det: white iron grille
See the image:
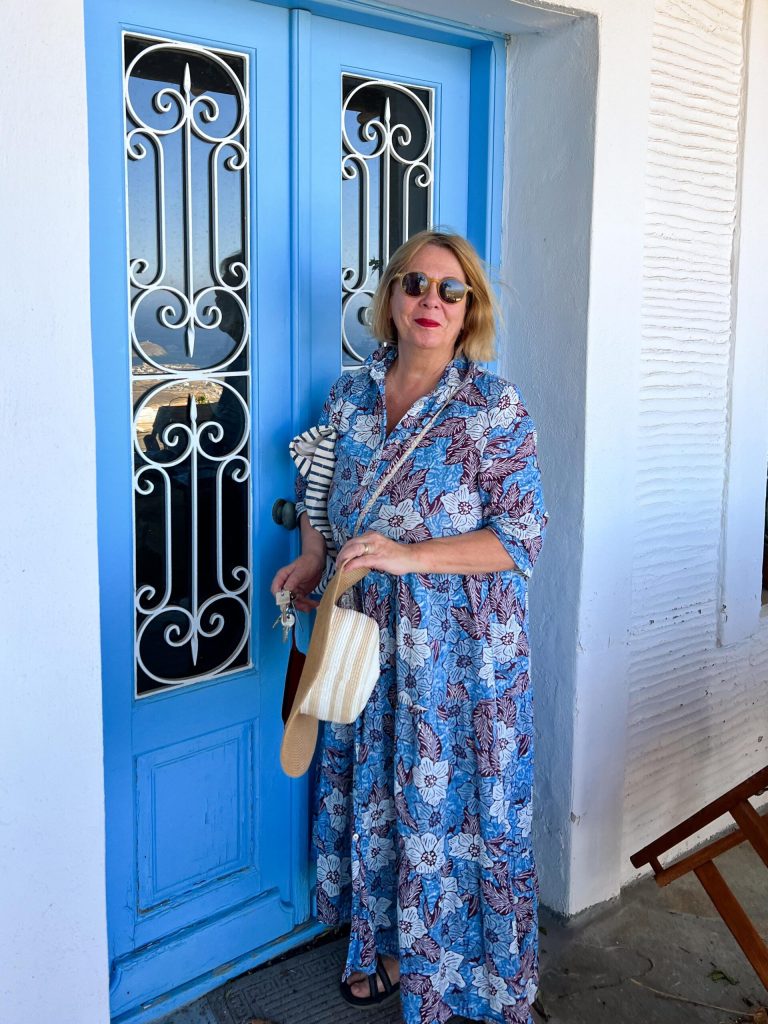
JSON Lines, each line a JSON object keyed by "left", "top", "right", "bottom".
{"left": 123, "top": 33, "right": 252, "bottom": 695}
{"left": 341, "top": 75, "right": 434, "bottom": 370}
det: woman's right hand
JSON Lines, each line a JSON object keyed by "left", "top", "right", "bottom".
{"left": 270, "top": 552, "right": 326, "bottom": 612}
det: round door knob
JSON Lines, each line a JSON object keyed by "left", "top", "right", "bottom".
{"left": 272, "top": 498, "right": 297, "bottom": 530}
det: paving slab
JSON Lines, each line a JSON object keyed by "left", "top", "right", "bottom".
{"left": 157, "top": 841, "right": 767, "bottom": 1024}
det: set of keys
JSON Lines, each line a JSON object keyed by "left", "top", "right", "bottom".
{"left": 273, "top": 588, "right": 296, "bottom": 643}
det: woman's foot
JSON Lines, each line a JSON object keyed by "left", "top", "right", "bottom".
{"left": 341, "top": 955, "right": 400, "bottom": 1005}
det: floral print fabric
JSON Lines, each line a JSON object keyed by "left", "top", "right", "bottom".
{"left": 296, "top": 346, "right": 548, "bottom": 1024}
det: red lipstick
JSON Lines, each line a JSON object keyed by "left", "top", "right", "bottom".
{"left": 415, "top": 318, "right": 440, "bottom": 328}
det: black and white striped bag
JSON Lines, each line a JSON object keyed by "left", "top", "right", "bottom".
{"left": 289, "top": 425, "right": 339, "bottom": 594}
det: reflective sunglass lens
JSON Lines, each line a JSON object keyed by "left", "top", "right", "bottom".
{"left": 439, "top": 278, "right": 468, "bottom": 303}
{"left": 401, "top": 272, "right": 428, "bottom": 296}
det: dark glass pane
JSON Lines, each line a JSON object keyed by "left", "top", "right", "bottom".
{"left": 125, "top": 37, "right": 248, "bottom": 375}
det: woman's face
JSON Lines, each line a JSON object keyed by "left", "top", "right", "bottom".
{"left": 388, "top": 243, "right": 468, "bottom": 360}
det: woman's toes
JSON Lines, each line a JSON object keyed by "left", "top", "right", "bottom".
{"left": 350, "top": 977, "right": 372, "bottom": 998}
{"left": 343, "top": 958, "right": 400, "bottom": 999}
{"left": 344, "top": 970, "right": 367, "bottom": 997}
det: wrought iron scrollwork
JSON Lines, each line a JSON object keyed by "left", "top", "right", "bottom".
{"left": 124, "top": 35, "right": 251, "bottom": 693}
{"left": 341, "top": 76, "right": 434, "bottom": 369}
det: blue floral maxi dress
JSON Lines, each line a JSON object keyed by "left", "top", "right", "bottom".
{"left": 295, "top": 347, "right": 548, "bottom": 1024}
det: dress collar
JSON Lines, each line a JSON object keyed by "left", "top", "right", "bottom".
{"left": 366, "top": 345, "right": 473, "bottom": 412}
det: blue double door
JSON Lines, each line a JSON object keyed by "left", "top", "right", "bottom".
{"left": 87, "top": 0, "right": 488, "bottom": 1017}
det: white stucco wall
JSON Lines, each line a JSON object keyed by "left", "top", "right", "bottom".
{"left": 621, "top": 0, "right": 768, "bottom": 879}
{"left": 0, "top": 2, "right": 110, "bottom": 1022}
{"left": 496, "top": 0, "right": 656, "bottom": 914}
{"left": 500, "top": 13, "right": 597, "bottom": 912}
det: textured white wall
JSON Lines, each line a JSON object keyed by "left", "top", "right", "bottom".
{"left": 555, "top": 0, "right": 657, "bottom": 914}
{"left": 494, "top": 0, "right": 658, "bottom": 914}
{"left": 718, "top": 0, "right": 768, "bottom": 652}
{"left": 621, "top": 0, "right": 768, "bottom": 876}
{"left": 0, "top": 1, "right": 110, "bottom": 1021}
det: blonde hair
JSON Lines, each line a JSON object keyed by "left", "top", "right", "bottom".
{"left": 369, "top": 230, "right": 497, "bottom": 362}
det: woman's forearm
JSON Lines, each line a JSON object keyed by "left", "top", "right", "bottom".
{"left": 410, "top": 528, "right": 517, "bottom": 575}
{"left": 299, "top": 511, "right": 328, "bottom": 562}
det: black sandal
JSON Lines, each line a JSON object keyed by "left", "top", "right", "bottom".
{"left": 339, "top": 959, "right": 400, "bottom": 1008}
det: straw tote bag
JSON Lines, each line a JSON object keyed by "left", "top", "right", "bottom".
{"left": 280, "top": 565, "right": 378, "bottom": 778}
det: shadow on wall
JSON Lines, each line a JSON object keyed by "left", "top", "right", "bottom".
{"left": 499, "top": 13, "right": 598, "bottom": 916}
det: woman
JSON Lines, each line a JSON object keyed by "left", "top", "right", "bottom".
{"left": 272, "top": 231, "right": 547, "bottom": 1024}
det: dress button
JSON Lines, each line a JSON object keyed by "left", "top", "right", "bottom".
{"left": 352, "top": 833, "right": 360, "bottom": 841}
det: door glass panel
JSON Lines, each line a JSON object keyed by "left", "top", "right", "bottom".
{"left": 341, "top": 75, "right": 434, "bottom": 369}
{"left": 124, "top": 34, "right": 251, "bottom": 695}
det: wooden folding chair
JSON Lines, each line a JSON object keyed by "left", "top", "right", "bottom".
{"left": 630, "top": 765, "right": 768, "bottom": 989}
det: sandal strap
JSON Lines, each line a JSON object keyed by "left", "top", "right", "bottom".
{"left": 376, "top": 959, "right": 395, "bottom": 995}
{"left": 368, "top": 973, "right": 379, "bottom": 1000}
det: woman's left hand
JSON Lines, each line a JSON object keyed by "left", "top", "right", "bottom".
{"left": 336, "top": 531, "right": 419, "bottom": 576}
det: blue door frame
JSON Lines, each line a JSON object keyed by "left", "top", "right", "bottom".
{"left": 85, "top": 1, "right": 505, "bottom": 1020}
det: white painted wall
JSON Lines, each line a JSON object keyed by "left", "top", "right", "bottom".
{"left": 718, "top": 0, "right": 768, "bottom": 651}
{"left": 562, "top": 0, "right": 656, "bottom": 912}
{"left": 0, "top": 1, "right": 110, "bottom": 1022}
{"left": 495, "top": 0, "right": 657, "bottom": 914}
{"left": 507, "top": 0, "right": 768, "bottom": 913}
{"left": 621, "top": 0, "right": 768, "bottom": 879}
{"left": 500, "top": 13, "right": 597, "bottom": 914}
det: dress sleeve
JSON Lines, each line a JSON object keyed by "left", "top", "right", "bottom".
{"left": 479, "top": 384, "right": 548, "bottom": 579}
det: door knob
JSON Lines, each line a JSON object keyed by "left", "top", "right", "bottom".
{"left": 272, "top": 498, "right": 297, "bottom": 530}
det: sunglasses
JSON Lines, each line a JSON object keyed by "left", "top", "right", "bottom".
{"left": 395, "top": 271, "right": 472, "bottom": 304}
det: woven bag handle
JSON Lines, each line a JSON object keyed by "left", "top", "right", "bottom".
{"left": 324, "top": 564, "right": 369, "bottom": 608}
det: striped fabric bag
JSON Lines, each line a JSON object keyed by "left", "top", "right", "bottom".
{"left": 289, "top": 424, "right": 339, "bottom": 594}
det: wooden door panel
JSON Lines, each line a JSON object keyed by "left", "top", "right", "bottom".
{"left": 135, "top": 724, "right": 255, "bottom": 913}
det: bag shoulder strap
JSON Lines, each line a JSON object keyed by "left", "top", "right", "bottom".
{"left": 353, "top": 383, "right": 463, "bottom": 536}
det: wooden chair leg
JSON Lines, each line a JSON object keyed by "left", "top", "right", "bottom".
{"left": 694, "top": 860, "right": 768, "bottom": 990}
{"left": 630, "top": 767, "right": 768, "bottom": 991}
{"left": 731, "top": 800, "right": 768, "bottom": 871}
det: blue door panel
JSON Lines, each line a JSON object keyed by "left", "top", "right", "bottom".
{"left": 87, "top": 0, "right": 297, "bottom": 1009}
{"left": 136, "top": 725, "right": 255, "bottom": 911}
{"left": 111, "top": 893, "right": 294, "bottom": 1018}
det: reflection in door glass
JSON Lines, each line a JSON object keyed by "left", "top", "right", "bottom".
{"left": 124, "top": 34, "right": 251, "bottom": 694}
{"left": 341, "top": 75, "right": 434, "bottom": 369}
